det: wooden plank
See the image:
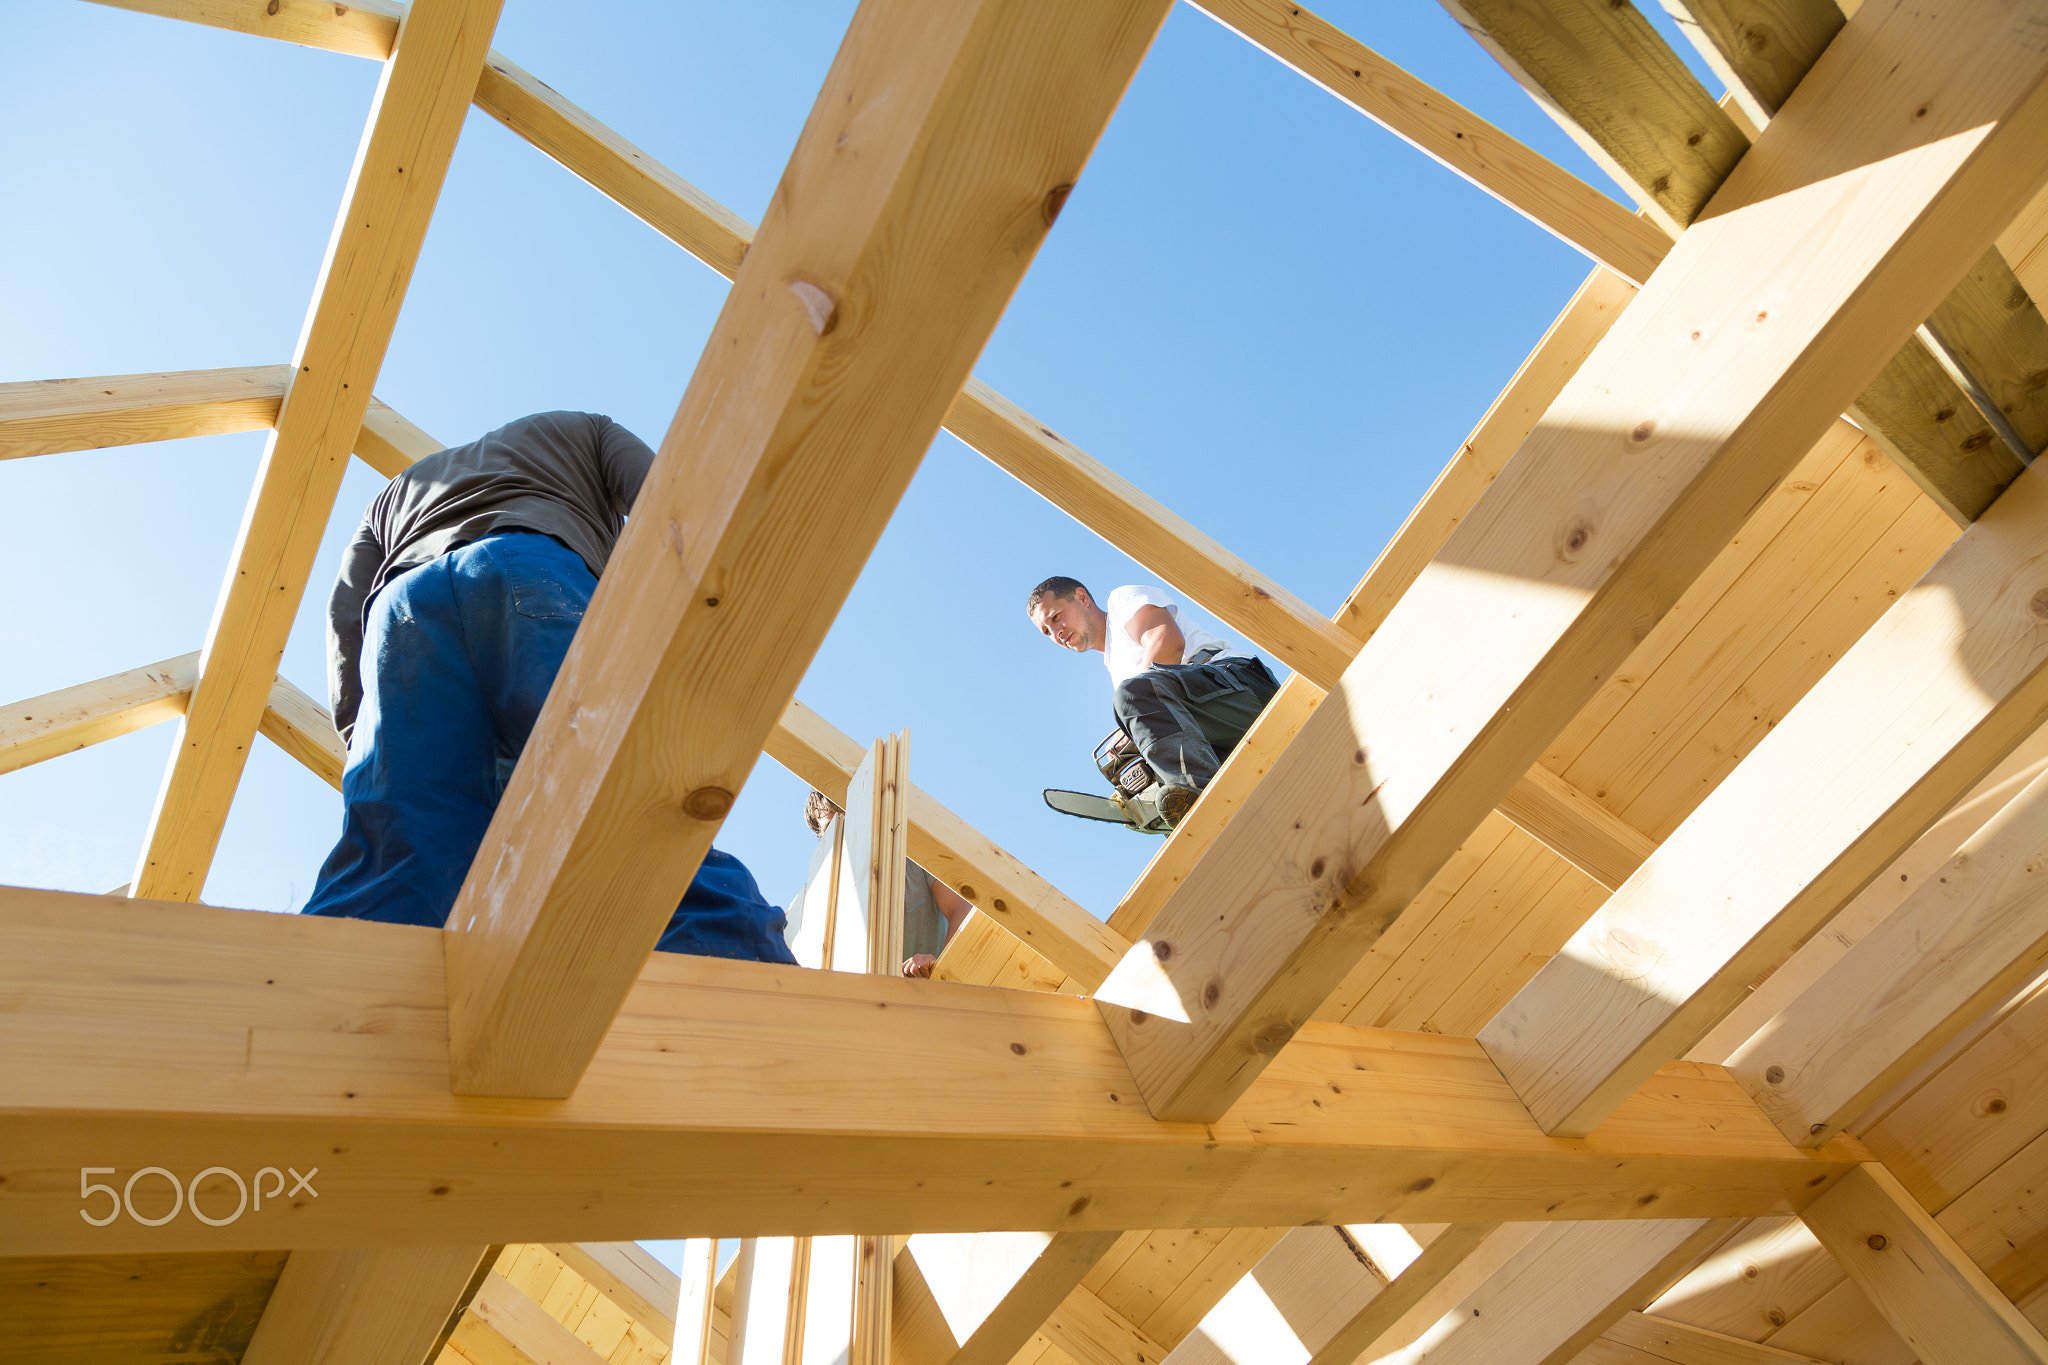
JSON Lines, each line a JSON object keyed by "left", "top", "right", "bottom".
{"left": 766, "top": 698, "right": 1125, "bottom": 990}
{"left": 1096, "top": 0, "right": 2048, "bottom": 1125}
{"left": 455, "top": 1270, "right": 612, "bottom": 1365}
{"left": 0, "top": 652, "right": 197, "bottom": 776}
{"left": 1659, "top": 0, "right": 1844, "bottom": 124}
{"left": 905, "top": 1232, "right": 1123, "bottom": 1365}
{"left": 547, "top": 1243, "right": 681, "bottom": 1346}
{"left": 0, "top": 886, "right": 1868, "bottom": 1256}
{"left": 1847, "top": 332, "right": 2031, "bottom": 525}
{"left": 677, "top": 1240, "right": 719, "bottom": 1365}
{"left": 1304, "top": 1222, "right": 1500, "bottom": 1365}
{"left": 1040, "top": 1284, "right": 1169, "bottom": 1365}
{"left": 1435, "top": 0, "right": 1746, "bottom": 234}
{"left": 1728, "top": 764, "right": 2048, "bottom": 1147}
{"left": 356, "top": 396, "right": 444, "bottom": 477}
{"left": 0, "top": 1249, "right": 288, "bottom": 1365}
{"left": 442, "top": 0, "right": 1174, "bottom": 1097}
{"left": 1800, "top": 1162, "right": 2048, "bottom": 1365}
{"left": 0, "top": 365, "right": 288, "bottom": 460}
{"left": 240, "top": 1245, "right": 494, "bottom": 1365}
{"left": 1483, "top": 459, "right": 2048, "bottom": 1137}
{"left": 129, "top": 0, "right": 506, "bottom": 902}
{"left": 87, "top": 0, "right": 400, "bottom": 57}
{"left": 260, "top": 674, "right": 347, "bottom": 790}
{"left": 1187, "top": 0, "right": 1670, "bottom": 283}
{"left": 1495, "top": 762, "right": 1659, "bottom": 892}
{"left": 1604, "top": 1310, "right": 1826, "bottom": 1364}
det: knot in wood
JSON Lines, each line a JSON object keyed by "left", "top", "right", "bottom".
{"left": 2029, "top": 589, "right": 2048, "bottom": 623}
{"left": 1203, "top": 979, "right": 1223, "bottom": 1010}
{"left": 683, "top": 786, "right": 735, "bottom": 821}
{"left": 1042, "top": 183, "right": 1074, "bottom": 226}
{"left": 1764, "top": 1065, "right": 1785, "bottom": 1084}
{"left": 1554, "top": 514, "right": 1596, "bottom": 564}
{"left": 1250, "top": 1020, "right": 1292, "bottom": 1053}
{"left": 1867, "top": 1234, "right": 1887, "bottom": 1251}
{"left": 1152, "top": 939, "right": 1173, "bottom": 961}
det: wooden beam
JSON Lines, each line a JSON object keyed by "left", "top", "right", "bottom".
{"left": 0, "top": 652, "right": 196, "bottom": 776}
{"left": 1659, "top": 0, "right": 1844, "bottom": 126}
{"left": 1495, "top": 761, "right": 1658, "bottom": 893}
{"left": 453, "top": 1270, "right": 613, "bottom": 1365}
{"left": 1094, "top": 0, "right": 2048, "bottom": 1125}
{"left": 1728, "top": 765, "right": 2048, "bottom": 1147}
{"left": 905, "top": 1232, "right": 1123, "bottom": 1365}
{"left": 1598, "top": 1310, "right": 1828, "bottom": 1364}
{"left": 0, "top": 365, "right": 288, "bottom": 460}
{"left": 1482, "top": 459, "right": 2048, "bottom": 1136}
{"left": 0, "top": 886, "right": 1868, "bottom": 1256}
{"left": 1303, "top": 1222, "right": 1502, "bottom": 1365}
{"left": 129, "top": 0, "right": 505, "bottom": 901}
{"left": 1040, "top": 1283, "right": 1169, "bottom": 1365}
{"left": 239, "top": 1245, "right": 495, "bottom": 1365}
{"left": 545, "top": 1243, "right": 681, "bottom": 1347}
{"left": 1435, "top": 0, "right": 1746, "bottom": 235}
{"left": 1800, "top": 1162, "right": 2048, "bottom": 1365}
{"left": 765, "top": 699, "right": 1126, "bottom": 988}
{"left": 1188, "top": 0, "right": 1670, "bottom": 284}
{"left": 261, "top": 674, "right": 347, "bottom": 790}
{"left": 442, "top": 0, "right": 1174, "bottom": 1098}
{"left": 88, "top": 0, "right": 399, "bottom": 57}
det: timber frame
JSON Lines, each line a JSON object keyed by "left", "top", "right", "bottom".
{"left": 8, "top": 2, "right": 2048, "bottom": 1364}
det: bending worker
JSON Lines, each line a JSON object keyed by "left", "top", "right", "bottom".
{"left": 302, "top": 410, "right": 797, "bottom": 964}
{"left": 1026, "top": 576, "right": 1278, "bottom": 827}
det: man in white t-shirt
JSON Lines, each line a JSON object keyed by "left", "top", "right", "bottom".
{"left": 1026, "top": 576, "right": 1279, "bottom": 824}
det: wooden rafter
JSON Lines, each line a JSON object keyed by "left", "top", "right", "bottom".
{"left": 127, "top": 0, "right": 506, "bottom": 903}
{"left": 1093, "top": 0, "right": 2048, "bottom": 1126}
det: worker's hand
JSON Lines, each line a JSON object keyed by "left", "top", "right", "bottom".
{"left": 901, "top": 953, "right": 937, "bottom": 979}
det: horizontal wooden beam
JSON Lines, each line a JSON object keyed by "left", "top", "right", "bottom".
{"left": 0, "top": 365, "right": 289, "bottom": 460}
{"left": 0, "top": 651, "right": 196, "bottom": 776}
{"left": 1483, "top": 459, "right": 2048, "bottom": 1136}
{"left": 0, "top": 886, "right": 1867, "bottom": 1256}
{"left": 259, "top": 675, "right": 347, "bottom": 790}
{"left": 1189, "top": 0, "right": 1670, "bottom": 284}
{"left": 1800, "top": 1162, "right": 2048, "bottom": 1365}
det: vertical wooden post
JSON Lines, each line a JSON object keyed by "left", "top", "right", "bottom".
{"left": 675, "top": 1240, "right": 719, "bottom": 1365}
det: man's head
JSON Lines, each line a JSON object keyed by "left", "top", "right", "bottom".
{"left": 1027, "top": 575, "right": 1107, "bottom": 653}
{"left": 804, "top": 789, "right": 842, "bottom": 836}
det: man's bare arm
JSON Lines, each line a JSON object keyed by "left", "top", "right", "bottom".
{"left": 1126, "top": 603, "right": 1185, "bottom": 667}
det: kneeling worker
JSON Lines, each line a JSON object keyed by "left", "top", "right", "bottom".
{"left": 1026, "top": 576, "right": 1278, "bottom": 826}
{"left": 302, "top": 410, "right": 796, "bottom": 964}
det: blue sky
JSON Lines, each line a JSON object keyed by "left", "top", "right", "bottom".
{"left": 5, "top": 0, "right": 1726, "bottom": 1284}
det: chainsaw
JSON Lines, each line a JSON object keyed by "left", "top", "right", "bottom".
{"left": 1042, "top": 729, "right": 1183, "bottom": 835}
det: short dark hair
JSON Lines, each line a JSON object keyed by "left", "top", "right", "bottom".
{"left": 1026, "top": 575, "right": 1091, "bottom": 616}
{"left": 804, "top": 789, "right": 842, "bottom": 836}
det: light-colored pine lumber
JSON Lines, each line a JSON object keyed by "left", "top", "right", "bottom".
{"left": 675, "top": 1240, "right": 718, "bottom": 1365}
{"left": 129, "top": 0, "right": 506, "bottom": 902}
{"left": 1096, "top": 0, "right": 2048, "bottom": 1125}
{"left": 355, "top": 395, "right": 445, "bottom": 476}
{"left": 240, "top": 1244, "right": 494, "bottom": 1365}
{"left": 729, "top": 1239, "right": 800, "bottom": 1365}
{"left": 1494, "top": 761, "right": 1659, "bottom": 893}
{"left": 0, "top": 365, "right": 288, "bottom": 460}
{"left": 1799, "top": 1162, "right": 2048, "bottom": 1365}
{"left": 1728, "top": 765, "right": 2048, "bottom": 1147}
{"left": 1188, "top": 0, "right": 1669, "bottom": 283}
{"left": 1658, "top": 0, "right": 1844, "bottom": 125}
{"left": 454, "top": 1270, "right": 613, "bottom": 1365}
{"left": 0, "top": 885, "right": 1867, "bottom": 1256}
{"left": 1602, "top": 1310, "right": 1827, "bottom": 1364}
{"left": 440, "top": 0, "right": 1175, "bottom": 1098}
{"left": 1040, "top": 1283, "right": 1169, "bottom": 1365}
{"left": 1483, "top": 460, "right": 2048, "bottom": 1137}
{"left": 259, "top": 674, "right": 347, "bottom": 790}
{"left": 1303, "top": 1222, "right": 1503, "bottom": 1365}
{"left": 546, "top": 1243, "right": 682, "bottom": 1348}
{"left": 1434, "top": 0, "right": 1746, "bottom": 235}
{"left": 0, "top": 651, "right": 196, "bottom": 776}
{"left": 87, "top": 0, "right": 399, "bottom": 57}
{"left": 906, "top": 1232, "right": 1123, "bottom": 1365}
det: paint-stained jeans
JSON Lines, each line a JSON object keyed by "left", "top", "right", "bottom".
{"left": 301, "top": 532, "right": 798, "bottom": 964}
{"left": 1113, "top": 655, "right": 1280, "bottom": 792}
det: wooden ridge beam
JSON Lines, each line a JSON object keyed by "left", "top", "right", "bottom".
{"left": 238, "top": 1244, "right": 495, "bottom": 1365}
{"left": 1189, "top": 0, "right": 1670, "bottom": 284}
{"left": 0, "top": 365, "right": 288, "bottom": 459}
{"left": 128, "top": 0, "right": 505, "bottom": 902}
{"left": 0, "top": 651, "right": 197, "bottom": 776}
{"left": 1800, "top": 1162, "right": 2048, "bottom": 1365}
{"left": 0, "top": 886, "right": 1867, "bottom": 1256}
{"left": 1093, "top": 0, "right": 2048, "bottom": 1125}
{"left": 1482, "top": 460, "right": 2048, "bottom": 1137}
{"left": 1727, "top": 763, "right": 2048, "bottom": 1148}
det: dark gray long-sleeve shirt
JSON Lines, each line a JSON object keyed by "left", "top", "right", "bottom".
{"left": 327, "top": 411, "right": 656, "bottom": 743}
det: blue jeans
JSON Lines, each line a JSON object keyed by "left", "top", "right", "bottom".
{"left": 302, "top": 533, "right": 797, "bottom": 964}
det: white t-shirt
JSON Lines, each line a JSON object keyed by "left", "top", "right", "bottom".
{"left": 1102, "top": 585, "right": 1243, "bottom": 686}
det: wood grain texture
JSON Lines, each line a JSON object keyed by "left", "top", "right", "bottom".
{"left": 1483, "top": 459, "right": 2048, "bottom": 1136}
{"left": 1495, "top": 762, "right": 1659, "bottom": 892}
{"left": 241, "top": 1245, "right": 494, "bottom": 1365}
{"left": 1658, "top": 0, "right": 1844, "bottom": 124}
{"left": 0, "top": 365, "right": 287, "bottom": 460}
{"left": 259, "top": 675, "right": 347, "bottom": 790}
{"left": 453, "top": 1270, "right": 612, "bottom": 1365}
{"left": 1304, "top": 1222, "right": 1501, "bottom": 1365}
{"left": 1800, "top": 1162, "right": 2048, "bottom": 1365}
{"left": 925, "top": 1233, "right": 1123, "bottom": 1365}
{"left": 0, "top": 886, "right": 1866, "bottom": 1256}
{"left": 1602, "top": 1310, "right": 1827, "bottom": 1363}
{"left": 440, "top": 0, "right": 1173, "bottom": 1098}
{"left": 1099, "top": 0, "right": 2048, "bottom": 1125}
{"left": 86, "top": 0, "right": 399, "bottom": 57}
{"left": 1848, "top": 331, "right": 2029, "bottom": 525}
{"left": 0, "top": 1250, "right": 287, "bottom": 1365}
{"left": 1190, "top": 0, "right": 1669, "bottom": 283}
{"left": 1436, "top": 0, "right": 1746, "bottom": 234}
{"left": 131, "top": 0, "right": 506, "bottom": 902}
{"left": 0, "top": 652, "right": 197, "bottom": 776}
{"left": 546, "top": 1243, "right": 682, "bottom": 1347}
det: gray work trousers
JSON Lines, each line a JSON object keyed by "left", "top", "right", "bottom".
{"left": 1113, "top": 655, "right": 1280, "bottom": 792}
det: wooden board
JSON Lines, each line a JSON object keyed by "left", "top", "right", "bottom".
{"left": 0, "top": 1250, "right": 286, "bottom": 1365}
